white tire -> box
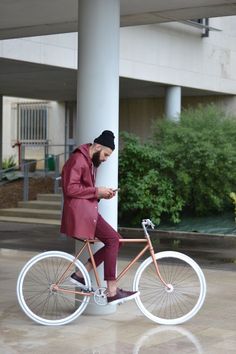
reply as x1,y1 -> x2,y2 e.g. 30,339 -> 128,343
133,251 -> 206,325
17,251 -> 91,326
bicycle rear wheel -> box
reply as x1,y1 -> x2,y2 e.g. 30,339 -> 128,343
133,251 -> 206,325
17,251 -> 91,326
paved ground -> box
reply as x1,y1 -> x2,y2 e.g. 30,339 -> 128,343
0,222 -> 236,354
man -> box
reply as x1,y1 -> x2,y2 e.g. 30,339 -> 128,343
60,130 -> 139,305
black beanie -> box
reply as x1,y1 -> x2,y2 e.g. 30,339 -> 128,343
94,130 -> 115,150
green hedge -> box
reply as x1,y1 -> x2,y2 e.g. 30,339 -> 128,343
118,104 -> 236,227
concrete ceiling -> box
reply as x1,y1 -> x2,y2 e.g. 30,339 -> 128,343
119,78 -> 224,99
0,0 -> 236,39
0,58 -> 225,101
0,58 -> 77,101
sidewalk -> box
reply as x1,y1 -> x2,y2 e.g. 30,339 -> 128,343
0,222 -> 236,353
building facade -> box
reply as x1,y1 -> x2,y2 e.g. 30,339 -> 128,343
1,16 -> 236,162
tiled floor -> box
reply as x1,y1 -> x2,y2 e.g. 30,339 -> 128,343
0,248 -> 236,354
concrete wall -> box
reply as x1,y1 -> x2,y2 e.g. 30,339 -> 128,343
120,16 -> 236,95
2,97 -> 17,161
2,97 -> 65,167
48,101 -> 66,156
0,33 -> 77,69
119,95 -> 236,140
182,95 -> 236,115
119,97 -> 164,141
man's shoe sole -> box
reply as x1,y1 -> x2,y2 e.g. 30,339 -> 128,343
107,291 -> 140,306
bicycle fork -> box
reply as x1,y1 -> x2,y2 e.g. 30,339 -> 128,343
146,236 -> 172,291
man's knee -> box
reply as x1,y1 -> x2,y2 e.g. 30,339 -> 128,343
104,235 -> 120,249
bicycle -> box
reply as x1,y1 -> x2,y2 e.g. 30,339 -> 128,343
16,219 -> 206,326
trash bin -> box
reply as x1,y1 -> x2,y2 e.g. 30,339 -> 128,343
47,155 -> 55,171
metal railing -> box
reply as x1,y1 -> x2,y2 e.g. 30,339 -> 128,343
19,142 -> 74,167
0,153 -> 65,202
22,154 -> 62,201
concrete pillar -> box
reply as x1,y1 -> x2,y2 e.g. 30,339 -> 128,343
165,86 -> 181,121
77,0 -> 120,314
0,96 -> 3,170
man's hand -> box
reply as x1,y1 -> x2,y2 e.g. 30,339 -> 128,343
97,187 -> 116,199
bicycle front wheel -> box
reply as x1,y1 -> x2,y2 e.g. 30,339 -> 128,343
133,251 -> 206,325
17,251 -> 91,326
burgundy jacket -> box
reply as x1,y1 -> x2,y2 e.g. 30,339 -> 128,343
60,144 -> 99,240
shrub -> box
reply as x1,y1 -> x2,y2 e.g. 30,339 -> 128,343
119,104 -> 236,226
153,104 -> 236,215
118,132 -> 184,226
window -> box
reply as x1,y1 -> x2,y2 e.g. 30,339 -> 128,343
17,103 -> 48,143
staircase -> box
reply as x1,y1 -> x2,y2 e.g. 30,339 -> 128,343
0,193 -> 62,225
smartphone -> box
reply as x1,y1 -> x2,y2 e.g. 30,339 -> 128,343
112,188 -> 120,192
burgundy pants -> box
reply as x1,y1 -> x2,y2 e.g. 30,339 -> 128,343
88,214 -> 122,281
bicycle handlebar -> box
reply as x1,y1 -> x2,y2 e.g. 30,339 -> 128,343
142,219 -> 155,237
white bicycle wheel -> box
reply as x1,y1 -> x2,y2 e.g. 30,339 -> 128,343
17,251 -> 91,326
133,251 -> 206,325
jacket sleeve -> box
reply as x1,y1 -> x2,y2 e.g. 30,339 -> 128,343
62,156 -> 98,199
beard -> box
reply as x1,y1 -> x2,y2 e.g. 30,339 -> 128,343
92,150 -> 102,168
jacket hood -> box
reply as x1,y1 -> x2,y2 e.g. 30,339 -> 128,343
73,143 -> 92,164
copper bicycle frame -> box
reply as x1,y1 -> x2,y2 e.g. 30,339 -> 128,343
53,236 -> 169,297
